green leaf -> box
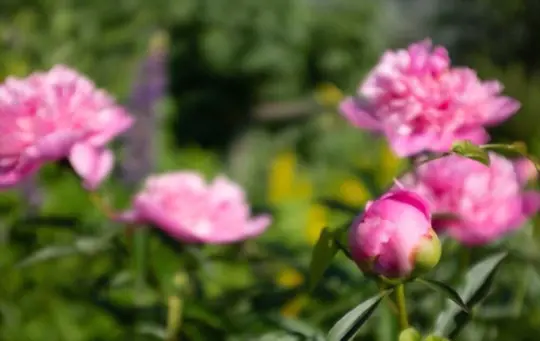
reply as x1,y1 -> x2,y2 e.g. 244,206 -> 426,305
327,290 -> 390,341
16,234 -> 114,267
333,224 -> 353,260
271,316 -> 325,339
451,141 -> 490,165
481,141 -> 528,157
417,278 -> 468,312
424,335 -> 450,341
308,227 -> 339,291
433,252 -> 507,338
319,198 -> 358,215
16,246 -> 78,267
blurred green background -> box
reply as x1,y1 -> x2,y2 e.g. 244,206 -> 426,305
1,0 -> 540,340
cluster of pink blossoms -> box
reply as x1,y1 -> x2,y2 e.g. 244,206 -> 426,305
398,154 -> 539,245
118,172 -> 271,244
0,65 -> 133,190
344,39 -> 539,278
0,66 -> 271,245
340,39 -> 520,157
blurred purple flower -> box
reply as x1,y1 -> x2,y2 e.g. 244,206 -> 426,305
120,31 -> 169,186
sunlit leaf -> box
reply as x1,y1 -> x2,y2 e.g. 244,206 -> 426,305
434,252 -> 507,338
417,278 -> 468,312
308,227 -> 339,291
327,290 -> 391,341
451,141 -> 490,165
481,141 -> 527,157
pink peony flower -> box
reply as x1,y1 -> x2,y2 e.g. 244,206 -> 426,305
340,39 -> 520,157
0,65 -> 134,190
399,153 -> 540,245
118,172 -> 272,244
349,190 -> 440,279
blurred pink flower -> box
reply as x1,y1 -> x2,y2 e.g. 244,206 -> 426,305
349,190 -> 440,278
119,172 -> 271,244
514,158 -> 537,185
0,65 -> 133,190
400,153 -> 540,245
340,39 -> 520,157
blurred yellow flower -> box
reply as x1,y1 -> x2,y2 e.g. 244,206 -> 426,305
305,204 -> 329,245
294,176 -> 313,201
268,151 -> 297,204
276,267 -> 305,288
280,294 -> 309,318
338,178 -> 370,207
314,83 -> 344,107
267,151 -> 314,204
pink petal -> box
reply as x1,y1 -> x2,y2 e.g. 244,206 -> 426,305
31,131 -> 79,160
522,191 -> 540,216
339,97 -> 381,130
87,111 -> 135,146
452,128 -> 490,146
483,97 -> 521,126
69,143 -> 114,190
134,197 -> 200,243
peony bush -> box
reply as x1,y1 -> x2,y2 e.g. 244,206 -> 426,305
1,38 -> 539,341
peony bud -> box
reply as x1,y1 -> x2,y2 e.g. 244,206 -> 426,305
349,190 -> 441,279
399,328 -> 422,341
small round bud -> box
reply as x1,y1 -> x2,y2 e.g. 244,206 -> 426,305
411,228 -> 441,278
399,327 -> 422,341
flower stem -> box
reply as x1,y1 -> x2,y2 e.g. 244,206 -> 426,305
167,272 -> 188,341
395,284 -> 409,330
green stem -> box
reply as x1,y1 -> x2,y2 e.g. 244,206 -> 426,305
132,227 -> 148,341
133,228 -> 148,305
167,272 -> 188,341
395,284 -> 409,330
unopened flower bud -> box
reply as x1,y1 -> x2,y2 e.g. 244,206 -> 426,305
399,327 -> 421,341
349,190 -> 441,279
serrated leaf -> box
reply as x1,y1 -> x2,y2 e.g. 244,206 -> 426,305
433,252 -> 507,338
452,141 -> 490,165
417,278 -> 468,312
308,227 -> 339,291
327,290 -> 390,341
